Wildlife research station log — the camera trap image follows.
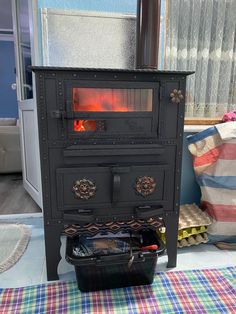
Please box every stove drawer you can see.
[56,164,172,210]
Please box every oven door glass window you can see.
[73,88,153,112]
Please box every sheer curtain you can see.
[165,0,236,118]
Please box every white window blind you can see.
[164,0,236,118]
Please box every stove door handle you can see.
[63,212,94,223]
[112,173,120,203]
[135,206,164,219]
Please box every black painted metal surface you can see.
[33,67,192,281]
[136,0,161,69]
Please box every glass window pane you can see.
[73,88,153,112]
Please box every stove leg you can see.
[44,223,62,281]
[164,214,178,268]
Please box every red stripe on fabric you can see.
[201,201,236,222]
[46,284,57,312]
[167,272,198,313]
[193,147,220,168]
[0,289,13,313]
[132,286,160,314]
[219,143,236,160]
[194,143,236,168]
[92,291,104,314]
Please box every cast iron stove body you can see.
[33,67,193,280]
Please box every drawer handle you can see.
[63,212,94,223]
[111,167,130,203]
[112,174,120,203]
[135,206,164,219]
[170,89,184,104]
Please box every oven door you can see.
[56,164,172,221]
[64,80,159,139]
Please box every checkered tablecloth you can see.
[1,267,236,313]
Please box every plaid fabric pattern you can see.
[0,267,236,314]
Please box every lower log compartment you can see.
[66,229,165,291]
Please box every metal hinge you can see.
[159,82,165,100]
[50,110,75,119]
[50,110,65,119]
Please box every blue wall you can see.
[181,134,201,205]
[0,41,18,118]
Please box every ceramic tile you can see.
[157,244,236,273]
[0,256,45,288]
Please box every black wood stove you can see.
[33,67,192,283]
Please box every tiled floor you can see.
[0,213,236,288]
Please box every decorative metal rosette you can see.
[135,176,156,197]
[72,178,96,200]
[170,89,184,104]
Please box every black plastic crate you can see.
[66,229,165,292]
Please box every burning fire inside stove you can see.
[74,120,97,132]
[72,87,153,132]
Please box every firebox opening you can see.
[74,120,97,132]
[72,87,153,112]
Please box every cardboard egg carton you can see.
[157,203,212,246]
[178,226,207,240]
[178,233,208,248]
[178,203,212,230]
[157,229,209,246]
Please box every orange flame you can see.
[74,120,97,132]
[73,88,130,112]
